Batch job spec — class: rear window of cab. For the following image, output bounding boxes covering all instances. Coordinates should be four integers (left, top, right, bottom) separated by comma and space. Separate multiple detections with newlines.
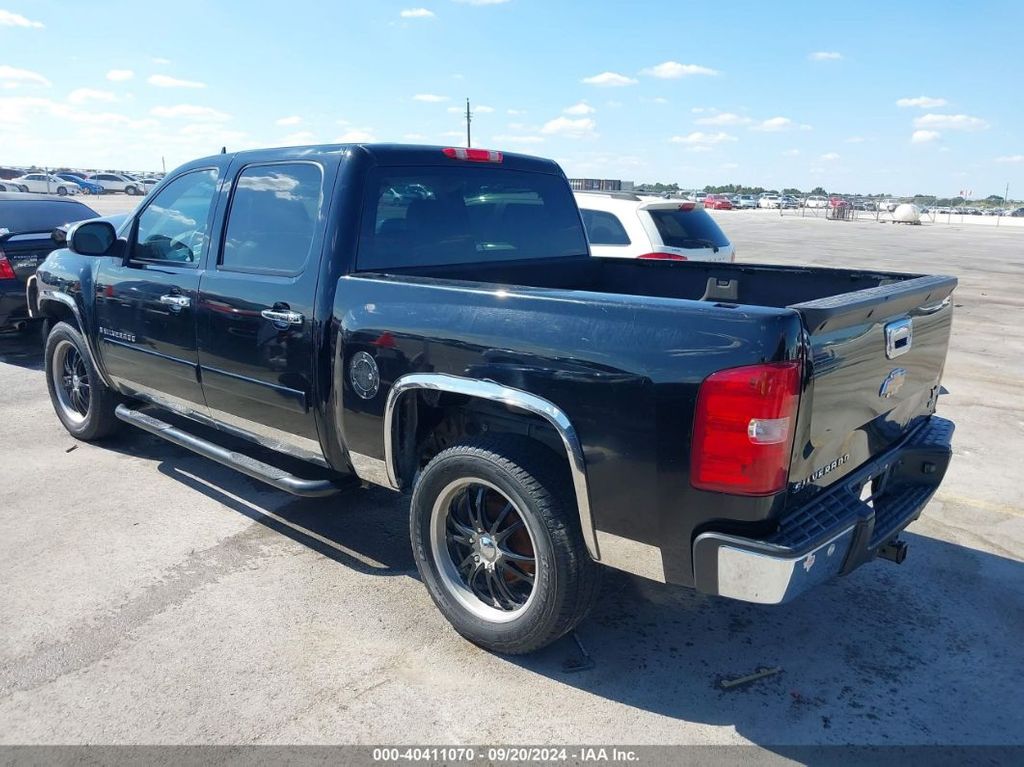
356, 167, 587, 270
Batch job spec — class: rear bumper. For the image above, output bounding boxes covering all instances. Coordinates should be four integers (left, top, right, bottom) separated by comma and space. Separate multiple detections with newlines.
0, 283, 29, 329
692, 416, 954, 604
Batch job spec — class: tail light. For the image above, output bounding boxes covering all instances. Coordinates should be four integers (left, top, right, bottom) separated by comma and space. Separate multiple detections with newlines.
442, 147, 503, 163
0, 252, 16, 281
637, 252, 687, 261
691, 361, 801, 495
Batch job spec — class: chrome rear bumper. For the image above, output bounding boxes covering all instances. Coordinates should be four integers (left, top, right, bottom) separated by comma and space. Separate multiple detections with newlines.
692, 416, 954, 605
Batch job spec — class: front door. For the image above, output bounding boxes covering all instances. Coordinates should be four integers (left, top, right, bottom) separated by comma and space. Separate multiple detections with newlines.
196, 158, 330, 461
94, 166, 222, 412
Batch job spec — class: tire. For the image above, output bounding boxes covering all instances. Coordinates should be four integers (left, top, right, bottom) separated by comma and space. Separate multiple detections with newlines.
44, 321, 121, 441
125, 186, 138, 196
57, 186, 68, 196
410, 435, 600, 654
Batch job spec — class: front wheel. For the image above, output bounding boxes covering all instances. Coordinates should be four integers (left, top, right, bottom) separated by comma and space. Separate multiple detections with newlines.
56, 186, 68, 196
410, 436, 600, 654
44, 322, 121, 441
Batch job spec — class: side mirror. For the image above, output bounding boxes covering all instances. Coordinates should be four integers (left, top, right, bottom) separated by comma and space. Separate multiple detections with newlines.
68, 220, 117, 256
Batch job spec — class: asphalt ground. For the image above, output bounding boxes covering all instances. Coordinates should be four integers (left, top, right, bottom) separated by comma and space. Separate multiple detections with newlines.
1, 197, 1021, 750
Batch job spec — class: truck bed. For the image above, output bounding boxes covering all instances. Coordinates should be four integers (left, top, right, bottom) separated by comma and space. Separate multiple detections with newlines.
383, 255, 938, 318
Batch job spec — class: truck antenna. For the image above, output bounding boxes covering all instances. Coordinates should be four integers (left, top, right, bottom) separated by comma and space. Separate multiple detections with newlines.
465, 98, 472, 149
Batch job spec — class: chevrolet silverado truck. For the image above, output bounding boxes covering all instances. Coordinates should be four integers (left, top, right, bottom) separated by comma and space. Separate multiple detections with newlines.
29, 144, 956, 654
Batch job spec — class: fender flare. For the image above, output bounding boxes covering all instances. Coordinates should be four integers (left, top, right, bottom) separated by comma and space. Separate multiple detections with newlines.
381, 373, 600, 560
37, 289, 114, 388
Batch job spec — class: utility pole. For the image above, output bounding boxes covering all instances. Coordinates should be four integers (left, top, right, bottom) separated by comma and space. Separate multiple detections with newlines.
465, 98, 472, 148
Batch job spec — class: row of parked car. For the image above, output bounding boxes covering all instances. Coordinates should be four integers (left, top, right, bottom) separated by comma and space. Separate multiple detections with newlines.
0, 171, 161, 196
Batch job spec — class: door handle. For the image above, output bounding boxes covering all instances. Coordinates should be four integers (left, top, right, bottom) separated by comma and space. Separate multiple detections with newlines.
159, 293, 191, 310
261, 308, 304, 326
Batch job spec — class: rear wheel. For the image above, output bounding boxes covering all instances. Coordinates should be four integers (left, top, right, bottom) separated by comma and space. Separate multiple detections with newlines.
44, 322, 121, 441
410, 436, 600, 654
125, 186, 138, 196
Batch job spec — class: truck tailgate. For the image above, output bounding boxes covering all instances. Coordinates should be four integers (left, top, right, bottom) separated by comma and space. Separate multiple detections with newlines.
788, 275, 957, 494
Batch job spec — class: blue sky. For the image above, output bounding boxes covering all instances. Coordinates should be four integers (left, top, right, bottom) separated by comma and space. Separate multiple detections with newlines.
1, 0, 1021, 196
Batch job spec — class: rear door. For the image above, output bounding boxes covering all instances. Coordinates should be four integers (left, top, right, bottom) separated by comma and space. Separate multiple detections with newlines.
93, 165, 224, 411
195, 156, 333, 462
787, 277, 956, 495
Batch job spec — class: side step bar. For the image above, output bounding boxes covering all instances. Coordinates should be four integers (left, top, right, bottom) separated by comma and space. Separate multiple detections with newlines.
115, 404, 349, 498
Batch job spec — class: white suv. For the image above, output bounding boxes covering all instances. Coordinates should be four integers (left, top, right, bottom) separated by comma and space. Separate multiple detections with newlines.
85, 172, 143, 195
574, 192, 735, 262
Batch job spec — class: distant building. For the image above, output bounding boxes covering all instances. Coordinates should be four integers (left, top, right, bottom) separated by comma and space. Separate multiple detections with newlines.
569, 178, 633, 192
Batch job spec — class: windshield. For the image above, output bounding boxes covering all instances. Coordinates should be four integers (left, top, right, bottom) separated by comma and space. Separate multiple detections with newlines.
0, 200, 98, 234
357, 166, 587, 270
647, 208, 731, 249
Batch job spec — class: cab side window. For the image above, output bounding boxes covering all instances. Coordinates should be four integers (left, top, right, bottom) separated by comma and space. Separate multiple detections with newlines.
220, 163, 323, 275
132, 169, 218, 265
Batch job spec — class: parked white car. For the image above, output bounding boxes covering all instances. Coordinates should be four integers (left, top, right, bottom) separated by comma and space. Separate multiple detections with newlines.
85, 172, 144, 195
574, 191, 735, 263
734, 194, 757, 209
804, 195, 828, 209
758, 194, 781, 209
11, 173, 81, 196
139, 177, 160, 195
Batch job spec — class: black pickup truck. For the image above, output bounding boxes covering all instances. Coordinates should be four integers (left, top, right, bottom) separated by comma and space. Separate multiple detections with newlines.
30, 144, 955, 653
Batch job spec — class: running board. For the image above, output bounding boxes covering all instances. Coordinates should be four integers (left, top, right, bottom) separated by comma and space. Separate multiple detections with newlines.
114, 404, 350, 498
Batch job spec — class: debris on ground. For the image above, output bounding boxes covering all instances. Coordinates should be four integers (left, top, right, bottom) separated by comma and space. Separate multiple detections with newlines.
719, 666, 782, 690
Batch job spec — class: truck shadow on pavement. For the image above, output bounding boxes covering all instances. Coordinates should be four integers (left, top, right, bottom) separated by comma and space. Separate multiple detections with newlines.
103, 425, 1022, 745
0, 329, 45, 371
517, 534, 1024, 745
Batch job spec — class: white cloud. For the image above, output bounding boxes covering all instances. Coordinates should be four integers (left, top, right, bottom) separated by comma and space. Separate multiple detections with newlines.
475, 105, 494, 113
783, 149, 801, 157
541, 116, 597, 138
150, 104, 230, 121
721, 162, 739, 170
809, 51, 842, 61
581, 72, 637, 87
911, 130, 941, 144
896, 96, 947, 108
640, 61, 719, 78
336, 128, 376, 142
563, 101, 595, 115
845, 136, 866, 143
68, 88, 117, 105
996, 154, 1024, 164
0, 9, 42, 27
605, 100, 623, 108
400, 8, 435, 18
695, 112, 750, 126
820, 152, 841, 161
148, 74, 206, 89
275, 115, 302, 126
453, 0, 511, 4
506, 108, 525, 115
106, 69, 134, 82
492, 134, 545, 144
413, 93, 448, 102
0, 65, 50, 88
914, 113, 989, 131
152, 57, 172, 65
279, 131, 316, 145
751, 116, 796, 132
669, 131, 737, 145
403, 133, 427, 140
